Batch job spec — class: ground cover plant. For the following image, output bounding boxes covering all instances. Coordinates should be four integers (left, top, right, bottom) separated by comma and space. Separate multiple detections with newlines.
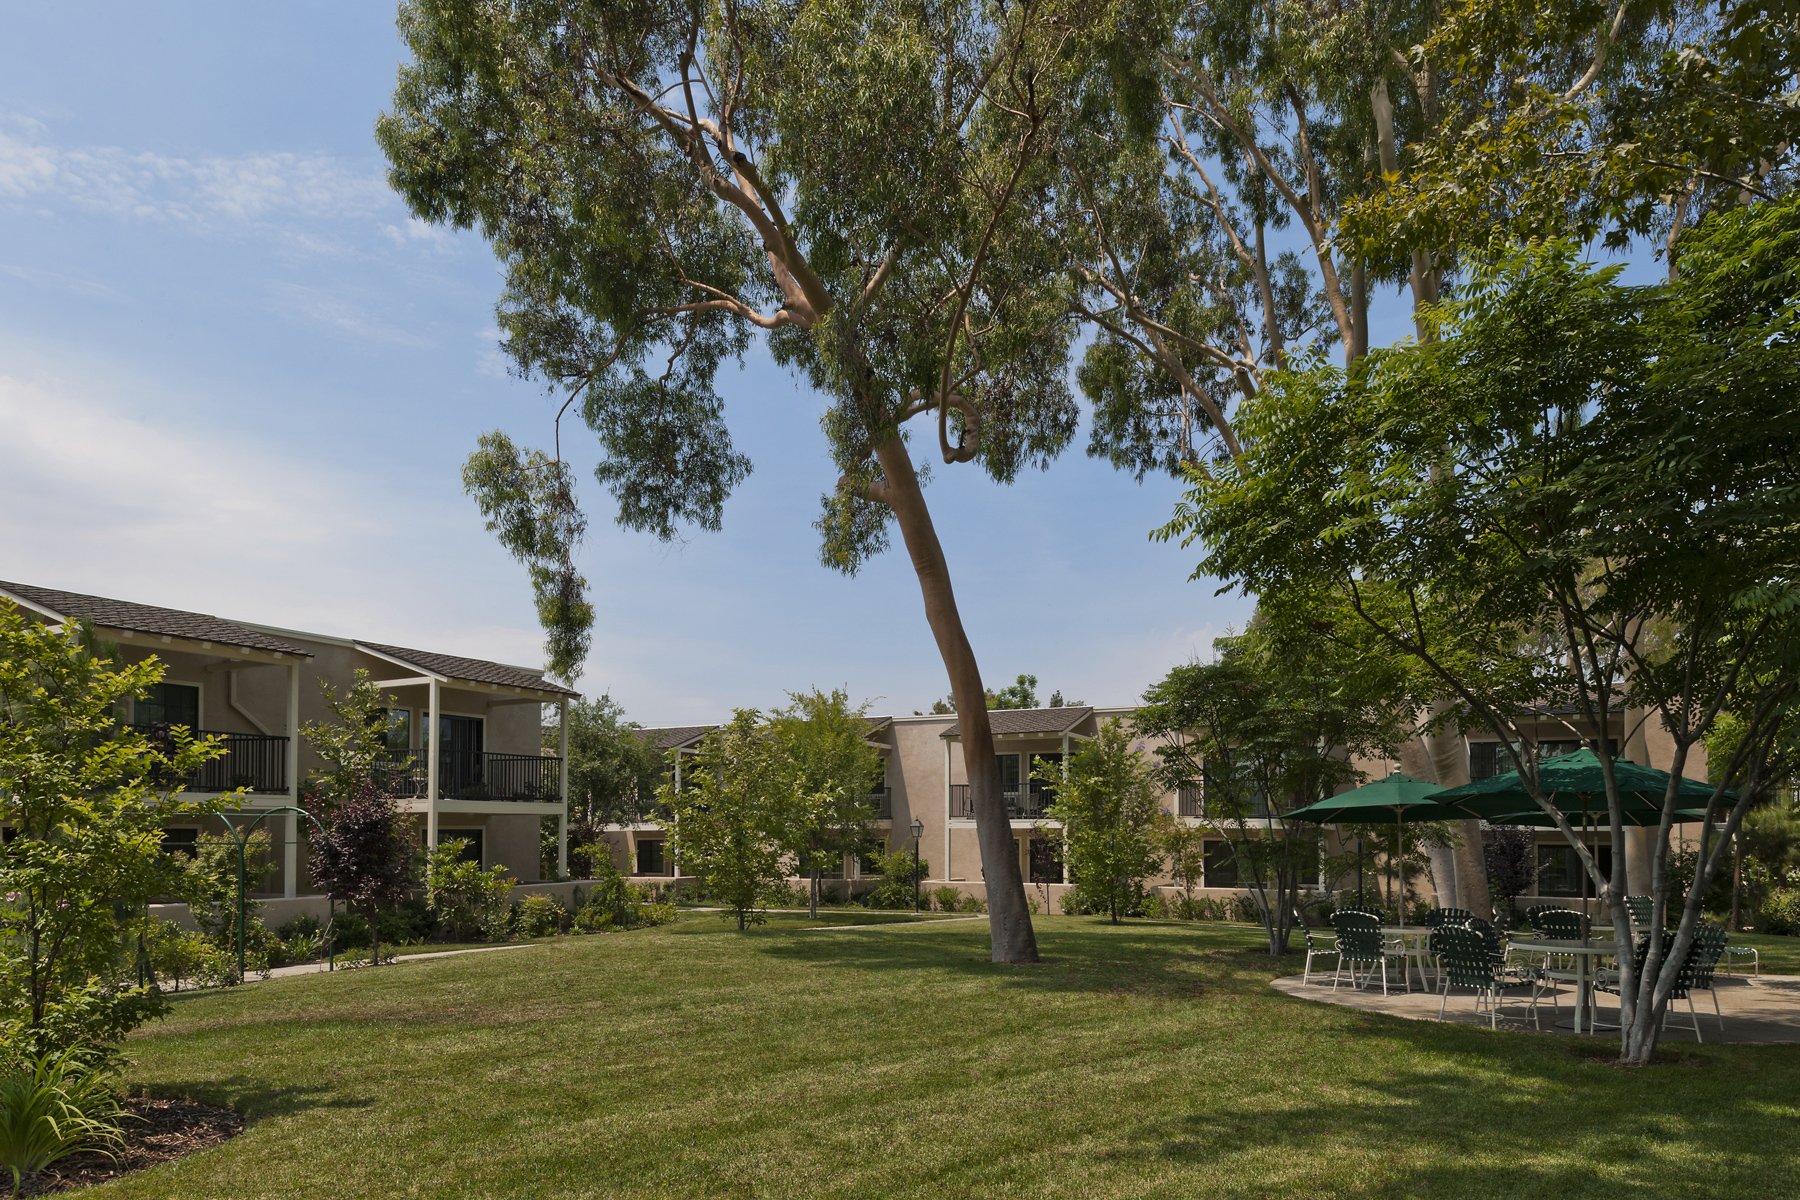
102, 916, 1800, 1199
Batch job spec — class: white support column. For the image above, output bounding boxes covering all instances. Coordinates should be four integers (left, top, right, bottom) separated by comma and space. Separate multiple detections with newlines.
284, 662, 301, 899
1061, 733, 1072, 884
942, 738, 953, 881
425, 678, 441, 851
557, 698, 570, 878
671, 750, 683, 880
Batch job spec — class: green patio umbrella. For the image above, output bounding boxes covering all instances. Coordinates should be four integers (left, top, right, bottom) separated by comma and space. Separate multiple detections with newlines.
1431, 748, 1733, 921
1287, 773, 1469, 925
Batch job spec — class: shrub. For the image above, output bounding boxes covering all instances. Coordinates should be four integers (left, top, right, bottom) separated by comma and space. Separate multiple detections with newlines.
956, 893, 987, 914
1758, 887, 1800, 935
861, 850, 928, 910
425, 840, 514, 941
515, 894, 568, 939
931, 886, 962, 913
143, 921, 208, 993
635, 901, 678, 927
1060, 880, 1148, 918
277, 915, 323, 942
0, 1049, 126, 1196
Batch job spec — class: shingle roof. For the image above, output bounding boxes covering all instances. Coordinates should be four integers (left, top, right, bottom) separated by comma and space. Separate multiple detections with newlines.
0, 580, 312, 657
942, 705, 1094, 739
636, 725, 714, 751
355, 641, 579, 698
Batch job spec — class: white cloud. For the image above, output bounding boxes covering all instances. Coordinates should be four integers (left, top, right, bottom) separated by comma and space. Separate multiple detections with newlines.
0, 123, 388, 230
0, 262, 124, 302
474, 325, 512, 380
264, 280, 432, 349
380, 216, 459, 254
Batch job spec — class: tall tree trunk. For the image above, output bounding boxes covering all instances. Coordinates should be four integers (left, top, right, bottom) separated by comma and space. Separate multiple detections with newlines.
874, 437, 1039, 963
810, 867, 820, 920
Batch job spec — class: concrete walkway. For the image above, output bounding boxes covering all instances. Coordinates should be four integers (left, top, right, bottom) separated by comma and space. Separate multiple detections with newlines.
253, 942, 539, 984
1273, 970, 1800, 1044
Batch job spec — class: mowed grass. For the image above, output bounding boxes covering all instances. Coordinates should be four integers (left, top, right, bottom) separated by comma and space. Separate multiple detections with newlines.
102, 916, 1800, 1199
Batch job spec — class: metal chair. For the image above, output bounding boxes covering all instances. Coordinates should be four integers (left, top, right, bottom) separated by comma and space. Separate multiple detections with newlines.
1424, 907, 1474, 929
1465, 916, 1542, 991
1431, 925, 1543, 1030
1624, 895, 1655, 930
1720, 941, 1760, 978
1331, 911, 1406, 995
1691, 922, 1730, 1030
1596, 931, 1710, 1042
1294, 909, 1340, 985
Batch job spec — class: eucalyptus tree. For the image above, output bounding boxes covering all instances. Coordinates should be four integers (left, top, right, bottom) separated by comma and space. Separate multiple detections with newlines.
378, 0, 1149, 962
1065, 0, 1795, 912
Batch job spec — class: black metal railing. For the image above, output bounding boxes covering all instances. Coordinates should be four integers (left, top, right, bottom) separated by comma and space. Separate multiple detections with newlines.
866, 786, 893, 819
131, 724, 287, 793
1177, 784, 1202, 817
375, 748, 562, 802
1176, 782, 1273, 820
949, 783, 1056, 821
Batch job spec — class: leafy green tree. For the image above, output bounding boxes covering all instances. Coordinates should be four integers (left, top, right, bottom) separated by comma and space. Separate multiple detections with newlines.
303, 673, 419, 966
1136, 605, 1410, 952
1173, 197, 1800, 1061
301, 669, 393, 810
660, 711, 795, 931
425, 838, 513, 941
1154, 813, 1208, 916
378, 0, 1154, 963
0, 604, 229, 1052
546, 695, 666, 877
1039, 719, 1162, 924
768, 689, 883, 918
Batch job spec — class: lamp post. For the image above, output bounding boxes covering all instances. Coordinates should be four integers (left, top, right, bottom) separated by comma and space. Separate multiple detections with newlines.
909, 818, 924, 913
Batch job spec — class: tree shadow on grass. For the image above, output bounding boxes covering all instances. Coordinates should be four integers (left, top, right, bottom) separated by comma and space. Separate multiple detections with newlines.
129, 1076, 374, 1123
1098, 1047, 1800, 1199
747, 917, 1274, 1002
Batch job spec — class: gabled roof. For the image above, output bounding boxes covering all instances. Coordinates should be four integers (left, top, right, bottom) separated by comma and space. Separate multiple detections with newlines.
0, 580, 311, 657
636, 725, 715, 751
355, 641, 579, 698
942, 705, 1094, 739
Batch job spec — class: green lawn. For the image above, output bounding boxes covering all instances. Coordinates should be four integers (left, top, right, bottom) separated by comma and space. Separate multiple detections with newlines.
102, 916, 1800, 1199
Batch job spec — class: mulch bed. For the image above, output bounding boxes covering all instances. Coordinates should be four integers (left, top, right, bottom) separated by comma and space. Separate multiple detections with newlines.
20, 1096, 243, 1196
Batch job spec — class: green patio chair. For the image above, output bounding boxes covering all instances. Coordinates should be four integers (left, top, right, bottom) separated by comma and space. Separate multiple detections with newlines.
1691, 922, 1730, 1030
1596, 931, 1709, 1042
1424, 907, 1474, 929
1465, 916, 1541, 992
1624, 895, 1655, 929
1331, 911, 1405, 995
1720, 939, 1760, 978
1294, 909, 1340, 985
1430, 925, 1543, 1030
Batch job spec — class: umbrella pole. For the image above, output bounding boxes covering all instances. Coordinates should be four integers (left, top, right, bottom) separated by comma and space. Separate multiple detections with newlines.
1357, 839, 1365, 908
1395, 813, 1405, 928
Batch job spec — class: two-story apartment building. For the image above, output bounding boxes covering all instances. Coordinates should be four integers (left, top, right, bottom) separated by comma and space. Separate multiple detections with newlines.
0, 580, 576, 904
611, 701, 1713, 912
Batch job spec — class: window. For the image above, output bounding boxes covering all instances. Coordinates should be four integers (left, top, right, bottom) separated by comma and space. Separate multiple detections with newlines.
376, 708, 412, 751
161, 827, 199, 858
1535, 844, 1610, 897
1028, 836, 1064, 884
437, 828, 485, 866
137, 682, 199, 729
1471, 739, 1620, 781
995, 754, 1021, 795
1202, 840, 1240, 888
636, 839, 667, 876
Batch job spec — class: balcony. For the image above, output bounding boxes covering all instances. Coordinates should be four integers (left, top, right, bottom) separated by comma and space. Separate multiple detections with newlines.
949, 783, 1056, 821
376, 748, 562, 802
866, 786, 893, 819
1177, 784, 1202, 818
132, 724, 287, 794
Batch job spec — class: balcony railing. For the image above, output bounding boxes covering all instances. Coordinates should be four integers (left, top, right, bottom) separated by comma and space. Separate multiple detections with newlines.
1177, 783, 1273, 820
866, 786, 893, 819
1177, 784, 1202, 818
949, 783, 1056, 821
376, 748, 562, 802
132, 724, 287, 794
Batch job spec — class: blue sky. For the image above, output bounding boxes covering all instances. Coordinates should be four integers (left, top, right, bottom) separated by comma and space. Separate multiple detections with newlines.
0, 5, 1479, 724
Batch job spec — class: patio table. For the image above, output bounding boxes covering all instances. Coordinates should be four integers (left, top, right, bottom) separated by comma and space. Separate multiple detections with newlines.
1380, 927, 1436, 992
1509, 937, 1619, 1034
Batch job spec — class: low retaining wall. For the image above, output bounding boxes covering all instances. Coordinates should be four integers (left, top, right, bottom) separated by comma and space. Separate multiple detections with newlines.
149, 879, 612, 931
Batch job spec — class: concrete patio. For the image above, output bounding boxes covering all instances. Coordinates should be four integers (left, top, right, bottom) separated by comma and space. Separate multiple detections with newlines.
1273, 970, 1800, 1044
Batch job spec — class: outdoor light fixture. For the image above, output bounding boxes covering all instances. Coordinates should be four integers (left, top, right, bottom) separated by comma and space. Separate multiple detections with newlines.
909, 819, 924, 912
